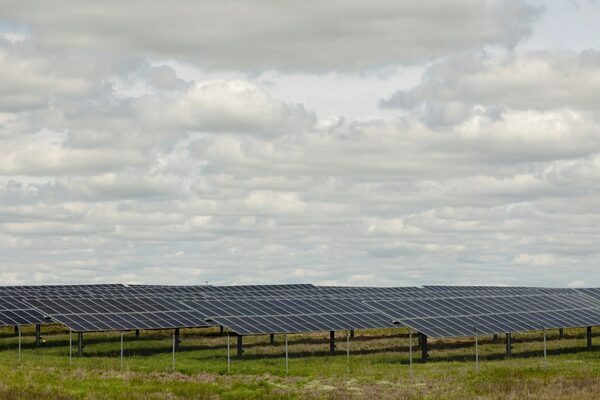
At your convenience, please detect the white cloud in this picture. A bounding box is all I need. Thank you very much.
[2,1,538,71]
[164,81,316,135]
[513,253,557,267]
[0,47,91,111]
[380,51,600,125]
[1,1,600,287]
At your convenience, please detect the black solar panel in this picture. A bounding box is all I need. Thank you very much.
[49,311,211,332]
[25,297,211,332]
[183,298,395,335]
[577,288,600,300]
[0,296,46,326]
[25,297,192,315]
[367,292,600,337]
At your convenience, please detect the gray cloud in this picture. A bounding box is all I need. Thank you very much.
[2,1,600,287]
[380,51,600,125]
[2,0,538,71]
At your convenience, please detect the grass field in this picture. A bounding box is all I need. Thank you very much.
[0,325,598,399]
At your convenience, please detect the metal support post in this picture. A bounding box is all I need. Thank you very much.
[475,330,479,373]
[174,328,180,351]
[14,326,18,336]
[237,335,243,358]
[135,329,140,338]
[506,333,512,357]
[350,329,355,339]
[285,333,289,375]
[346,330,350,374]
[587,326,593,349]
[559,328,564,339]
[419,333,428,363]
[35,324,41,347]
[270,333,275,345]
[543,327,547,371]
[120,332,124,370]
[409,331,413,378]
[329,331,335,353]
[77,332,83,356]
[172,332,176,372]
[493,333,498,342]
[220,326,224,335]
[227,333,231,373]
[17,326,21,364]
[69,331,72,368]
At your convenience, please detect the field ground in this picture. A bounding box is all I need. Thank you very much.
[0,325,599,399]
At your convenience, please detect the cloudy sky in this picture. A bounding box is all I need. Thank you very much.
[1,1,599,287]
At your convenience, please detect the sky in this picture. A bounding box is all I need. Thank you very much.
[1,1,599,287]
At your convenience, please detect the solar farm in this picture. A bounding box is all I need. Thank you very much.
[1,284,599,399]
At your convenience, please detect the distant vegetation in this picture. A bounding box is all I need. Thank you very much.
[0,325,598,399]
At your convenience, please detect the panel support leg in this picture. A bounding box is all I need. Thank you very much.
[587,326,593,349]
[269,333,275,345]
[543,327,547,371]
[475,333,479,372]
[120,332,124,370]
[506,333,512,357]
[237,335,243,358]
[346,330,350,374]
[14,326,18,336]
[77,332,83,356]
[285,334,289,375]
[350,329,354,339]
[172,332,176,372]
[493,333,498,342]
[409,331,413,378]
[35,324,41,347]
[226,333,231,373]
[69,331,72,367]
[220,326,224,335]
[174,328,180,351]
[559,328,564,339]
[329,331,335,353]
[419,333,428,363]
[135,329,140,338]
[17,326,21,364]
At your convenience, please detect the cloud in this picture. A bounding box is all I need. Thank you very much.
[2,2,600,287]
[380,51,600,124]
[0,46,91,111]
[2,0,538,71]
[163,80,316,135]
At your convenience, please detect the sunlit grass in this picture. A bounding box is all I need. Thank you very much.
[0,325,598,399]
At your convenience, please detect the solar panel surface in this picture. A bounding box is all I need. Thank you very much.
[25,297,211,332]
[367,292,600,337]
[183,298,396,335]
[0,296,46,326]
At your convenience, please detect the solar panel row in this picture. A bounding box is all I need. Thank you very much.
[367,292,600,337]
[209,312,395,335]
[0,296,46,327]
[0,284,599,338]
[393,308,600,337]
[50,311,210,332]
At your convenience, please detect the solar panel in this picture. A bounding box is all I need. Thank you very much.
[25,297,211,332]
[366,292,600,337]
[49,311,211,332]
[422,286,579,296]
[213,286,429,301]
[0,284,128,299]
[183,298,396,335]
[577,288,600,300]
[0,296,46,326]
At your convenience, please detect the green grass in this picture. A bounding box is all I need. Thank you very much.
[0,326,598,399]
